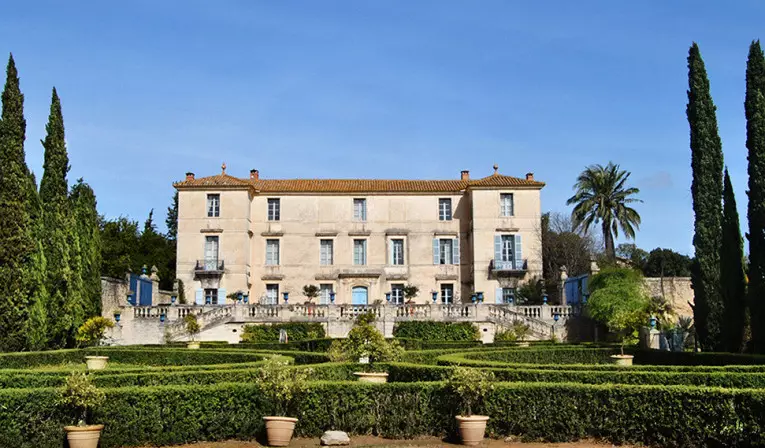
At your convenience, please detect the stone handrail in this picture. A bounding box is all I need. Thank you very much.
[487,305,552,338]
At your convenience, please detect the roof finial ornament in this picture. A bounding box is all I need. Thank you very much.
[221,162,227,174]
[493,164,499,175]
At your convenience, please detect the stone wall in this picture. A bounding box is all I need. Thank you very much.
[642,277,693,319]
[101,276,129,317]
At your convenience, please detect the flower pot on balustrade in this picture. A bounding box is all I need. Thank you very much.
[84,356,109,371]
[610,354,634,366]
[64,424,104,448]
[263,416,298,447]
[353,372,389,383]
[455,415,489,446]
[187,341,200,350]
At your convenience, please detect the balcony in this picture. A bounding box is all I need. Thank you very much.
[194,259,225,275]
[491,258,527,276]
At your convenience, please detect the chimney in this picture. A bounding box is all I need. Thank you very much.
[185,172,195,181]
[525,172,534,181]
[250,169,259,181]
[460,170,470,181]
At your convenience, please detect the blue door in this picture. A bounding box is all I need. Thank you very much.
[128,275,138,305]
[138,277,153,306]
[352,287,368,305]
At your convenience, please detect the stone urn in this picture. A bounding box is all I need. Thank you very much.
[263,416,298,446]
[455,415,489,446]
[353,372,388,383]
[64,424,104,448]
[610,354,634,366]
[187,341,200,350]
[84,356,109,371]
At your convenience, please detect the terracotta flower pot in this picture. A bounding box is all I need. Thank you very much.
[353,372,389,383]
[84,356,109,370]
[611,354,634,366]
[187,341,200,349]
[64,424,104,448]
[455,415,489,446]
[263,416,298,446]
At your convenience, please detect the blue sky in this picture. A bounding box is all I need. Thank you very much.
[1,1,763,255]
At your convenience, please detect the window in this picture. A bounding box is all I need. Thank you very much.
[207,194,220,217]
[204,236,219,270]
[353,239,367,265]
[391,284,404,304]
[320,239,334,265]
[500,193,514,217]
[441,284,454,304]
[204,288,218,305]
[266,239,280,265]
[265,284,279,305]
[439,198,452,221]
[391,239,405,265]
[502,288,516,304]
[267,198,280,221]
[439,239,453,265]
[353,198,367,221]
[501,235,515,263]
[319,284,333,305]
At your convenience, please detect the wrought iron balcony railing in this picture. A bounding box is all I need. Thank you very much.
[491,258,527,273]
[194,259,225,273]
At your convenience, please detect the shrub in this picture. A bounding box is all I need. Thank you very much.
[439,347,621,365]
[494,321,532,342]
[240,323,326,342]
[57,372,104,426]
[183,314,201,341]
[328,320,402,369]
[446,367,494,416]
[302,284,320,303]
[255,356,312,416]
[393,322,479,341]
[75,317,115,347]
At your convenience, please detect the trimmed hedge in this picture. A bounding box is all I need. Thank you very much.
[2,381,765,447]
[392,322,479,341]
[241,323,326,342]
[395,338,483,350]
[460,347,620,365]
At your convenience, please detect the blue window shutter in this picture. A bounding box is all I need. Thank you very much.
[433,238,440,264]
[495,287,503,304]
[195,289,204,305]
[494,235,502,264]
[515,235,523,269]
[453,238,460,265]
[218,288,226,305]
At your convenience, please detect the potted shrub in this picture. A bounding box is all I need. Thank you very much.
[76,316,116,370]
[586,267,650,366]
[58,372,106,448]
[328,312,402,383]
[403,284,419,305]
[447,367,495,446]
[184,314,201,349]
[256,356,311,446]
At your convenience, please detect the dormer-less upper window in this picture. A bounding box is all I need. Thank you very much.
[500,193,514,217]
[207,194,220,217]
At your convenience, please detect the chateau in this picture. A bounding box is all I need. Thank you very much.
[174,164,545,307]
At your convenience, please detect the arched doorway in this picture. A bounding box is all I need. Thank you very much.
[352,286,368,305]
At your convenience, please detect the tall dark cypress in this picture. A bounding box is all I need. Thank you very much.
[687,43,725,351]
[746,41,765,353]
[0,55,36,351]
[720,168,746,352]
[166,191,178,241]
[71,179,102,317]
[39,88,83,347]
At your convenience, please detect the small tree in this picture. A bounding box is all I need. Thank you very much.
[586,267,650,355]
[302,284,320,304]
[184,314,201,341]
[403,284,419,303]
[58,372,105,426]
[255,356,311,416]
[446,367,495,417]
[328,312,402,370]
[494,321,532,343]
[75,317,115,347]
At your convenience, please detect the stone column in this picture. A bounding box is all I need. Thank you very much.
[558,266,568,305]
[150,265,160,305]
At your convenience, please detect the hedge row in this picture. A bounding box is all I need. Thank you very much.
[392,322,479,341]
[394,338,483,350]
[2,381,764,447]
[459,347,620,365]
[240,322,326,342]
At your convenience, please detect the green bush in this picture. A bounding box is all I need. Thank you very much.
[453,347,621,365]
[2,381,765,447]
[240,323,326,342]
[394,338,482,350]
[392,322,479,341]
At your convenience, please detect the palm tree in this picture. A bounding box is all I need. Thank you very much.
[566,163,641,260]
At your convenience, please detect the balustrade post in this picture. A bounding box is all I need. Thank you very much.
[430,302,443,322]
[541,303,551,320]
[474,303,489,321]
[281,303,292,322]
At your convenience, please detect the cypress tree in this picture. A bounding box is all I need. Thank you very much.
[687,43,725,351]
[166,191,178,241]
[0,55,37,351]
[39,88,83,347]
[71,179,102,317]
[746,41,765,353]
[720,168,746,352]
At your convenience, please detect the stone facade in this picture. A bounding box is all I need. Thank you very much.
[174,165,545,307]
[642,277,694,319]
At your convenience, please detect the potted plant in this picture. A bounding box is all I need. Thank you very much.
[328,312,402,383]
[302,284,320,316]
[58,372,106,448]
[585,267,650,366]
[447,367,494,446]
[184,314,201,349]
[76,317,116,370]
[403,284,419,304]
[256,356,311,446]
[512,321,532,347]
